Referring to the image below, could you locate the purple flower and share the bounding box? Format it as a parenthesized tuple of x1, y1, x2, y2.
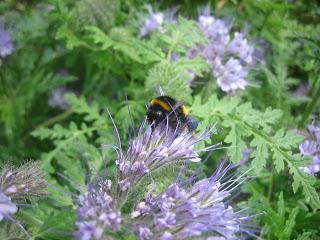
(299, 124, 320, 174)
(0, 162, 46, 237)
(159, 231, 173, 240)
(72, 113, 255, 239)
(0, 192, 17, 221)
(140, 6, 164, 37)
(299, 156, 320, 175)
(48, 87, 70, 110)
(75, 180, 121, 240)
(111, 120, 214, 203)
(183, 9, 255, 93)
(131, 164, 253, 239)
(0, 22, 14, 58)
(215, 58, 248, 92)
(307, 125, 320, 140)
(228, 32, 254, 64)
(198, 15, 230, 41)
(134, 226, 153, 240)
(0, 162, 46, 201)
(299, 139, 318, 156)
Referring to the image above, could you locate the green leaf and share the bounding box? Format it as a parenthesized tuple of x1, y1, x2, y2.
(85, 25, 114, 50)
(191, 94, 320, 208)
(284, 207, 299, 239)
(250, 137, 269, 173)
(224, 122, 247, 163)
(145, 62, 192, 99)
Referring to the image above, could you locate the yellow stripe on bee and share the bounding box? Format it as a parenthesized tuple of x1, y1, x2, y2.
(181, 105, 189, 116)
(150, 99, 171, 111)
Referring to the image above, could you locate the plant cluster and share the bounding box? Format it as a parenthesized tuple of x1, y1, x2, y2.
(0, 0, 320, 239)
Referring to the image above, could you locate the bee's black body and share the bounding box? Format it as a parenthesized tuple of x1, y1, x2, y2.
(146, 96, 198, 132)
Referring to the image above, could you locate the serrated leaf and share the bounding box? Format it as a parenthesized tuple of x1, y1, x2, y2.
(250, 137, 269, 173)
(190, 94, 320, 208)
(85, 25, 114, 50)
(273, 150, 285, 172)
(224, 122, 247, 163)
(283, 207, 299, 239)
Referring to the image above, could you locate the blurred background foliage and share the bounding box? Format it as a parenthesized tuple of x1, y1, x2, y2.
(0, 0, 320, 239)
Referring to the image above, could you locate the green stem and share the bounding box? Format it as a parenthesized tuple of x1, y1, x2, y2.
(267, 166, 274, 201)
(35, 109, 73, 129)
(299, 81, 320, 127)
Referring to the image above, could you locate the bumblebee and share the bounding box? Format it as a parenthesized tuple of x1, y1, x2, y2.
(146, 96, 198, 132)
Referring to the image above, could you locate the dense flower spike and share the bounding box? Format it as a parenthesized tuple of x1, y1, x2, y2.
(73, 114, 254, 239)
(75, 180, 121, 240)
(0, 162, 47, 203)
(299, 125, 320, 174)
(139, 6, 164, 37)
(113, 121, 213, 203)
(184, 9, 255, 92)
(0, 162, 46, 236)
(131, 164, 252, 239)
(0, 22, 14, 58)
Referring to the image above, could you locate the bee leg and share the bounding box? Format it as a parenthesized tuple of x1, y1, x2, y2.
(186, 116, 199, 132)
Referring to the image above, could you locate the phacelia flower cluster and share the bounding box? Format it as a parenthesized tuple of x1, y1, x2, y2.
(75, 180, 121, 240)
(139, 6, 164, 37)
(0, 162, 46, 234)
(74, 116, 255, 240)
(0, 22, 14, 58)
(131, 164, 251, 240)
(191, 10, 254, 92)
(114, 121, 206, 202)
(139, 5, 256, 92)
(299, 125, 320, 174)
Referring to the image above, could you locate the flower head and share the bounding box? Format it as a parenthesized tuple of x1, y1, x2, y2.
(131, 163, 253, 239)
(299, 124, 320, 174)
(0, 162, 46, 236)
(75, 180, 121, 240)
(112, 120, 213, 203)
(140, 6, 164, 37)
(0, 162, 47, 201)
(73, 113, 255, 239)
(183, 9, 256, 93)
(0, 22, 14, 58)
(215, 58, 248, 92)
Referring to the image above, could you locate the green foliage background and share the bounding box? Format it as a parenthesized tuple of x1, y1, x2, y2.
(0, 0, 320, 239)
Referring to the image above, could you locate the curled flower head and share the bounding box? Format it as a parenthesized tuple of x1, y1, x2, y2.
(131, 163, 254, 239)
(0, 162, 46, 201)
(0, 162, 46, 236)
(139, 5, 164, 37)
(111, 119, 215, 203)
(73, 113, 219, 239)
(0, 22, 14, 58)
(299, 124, 320, 174)
(73, 109, 256, 240)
